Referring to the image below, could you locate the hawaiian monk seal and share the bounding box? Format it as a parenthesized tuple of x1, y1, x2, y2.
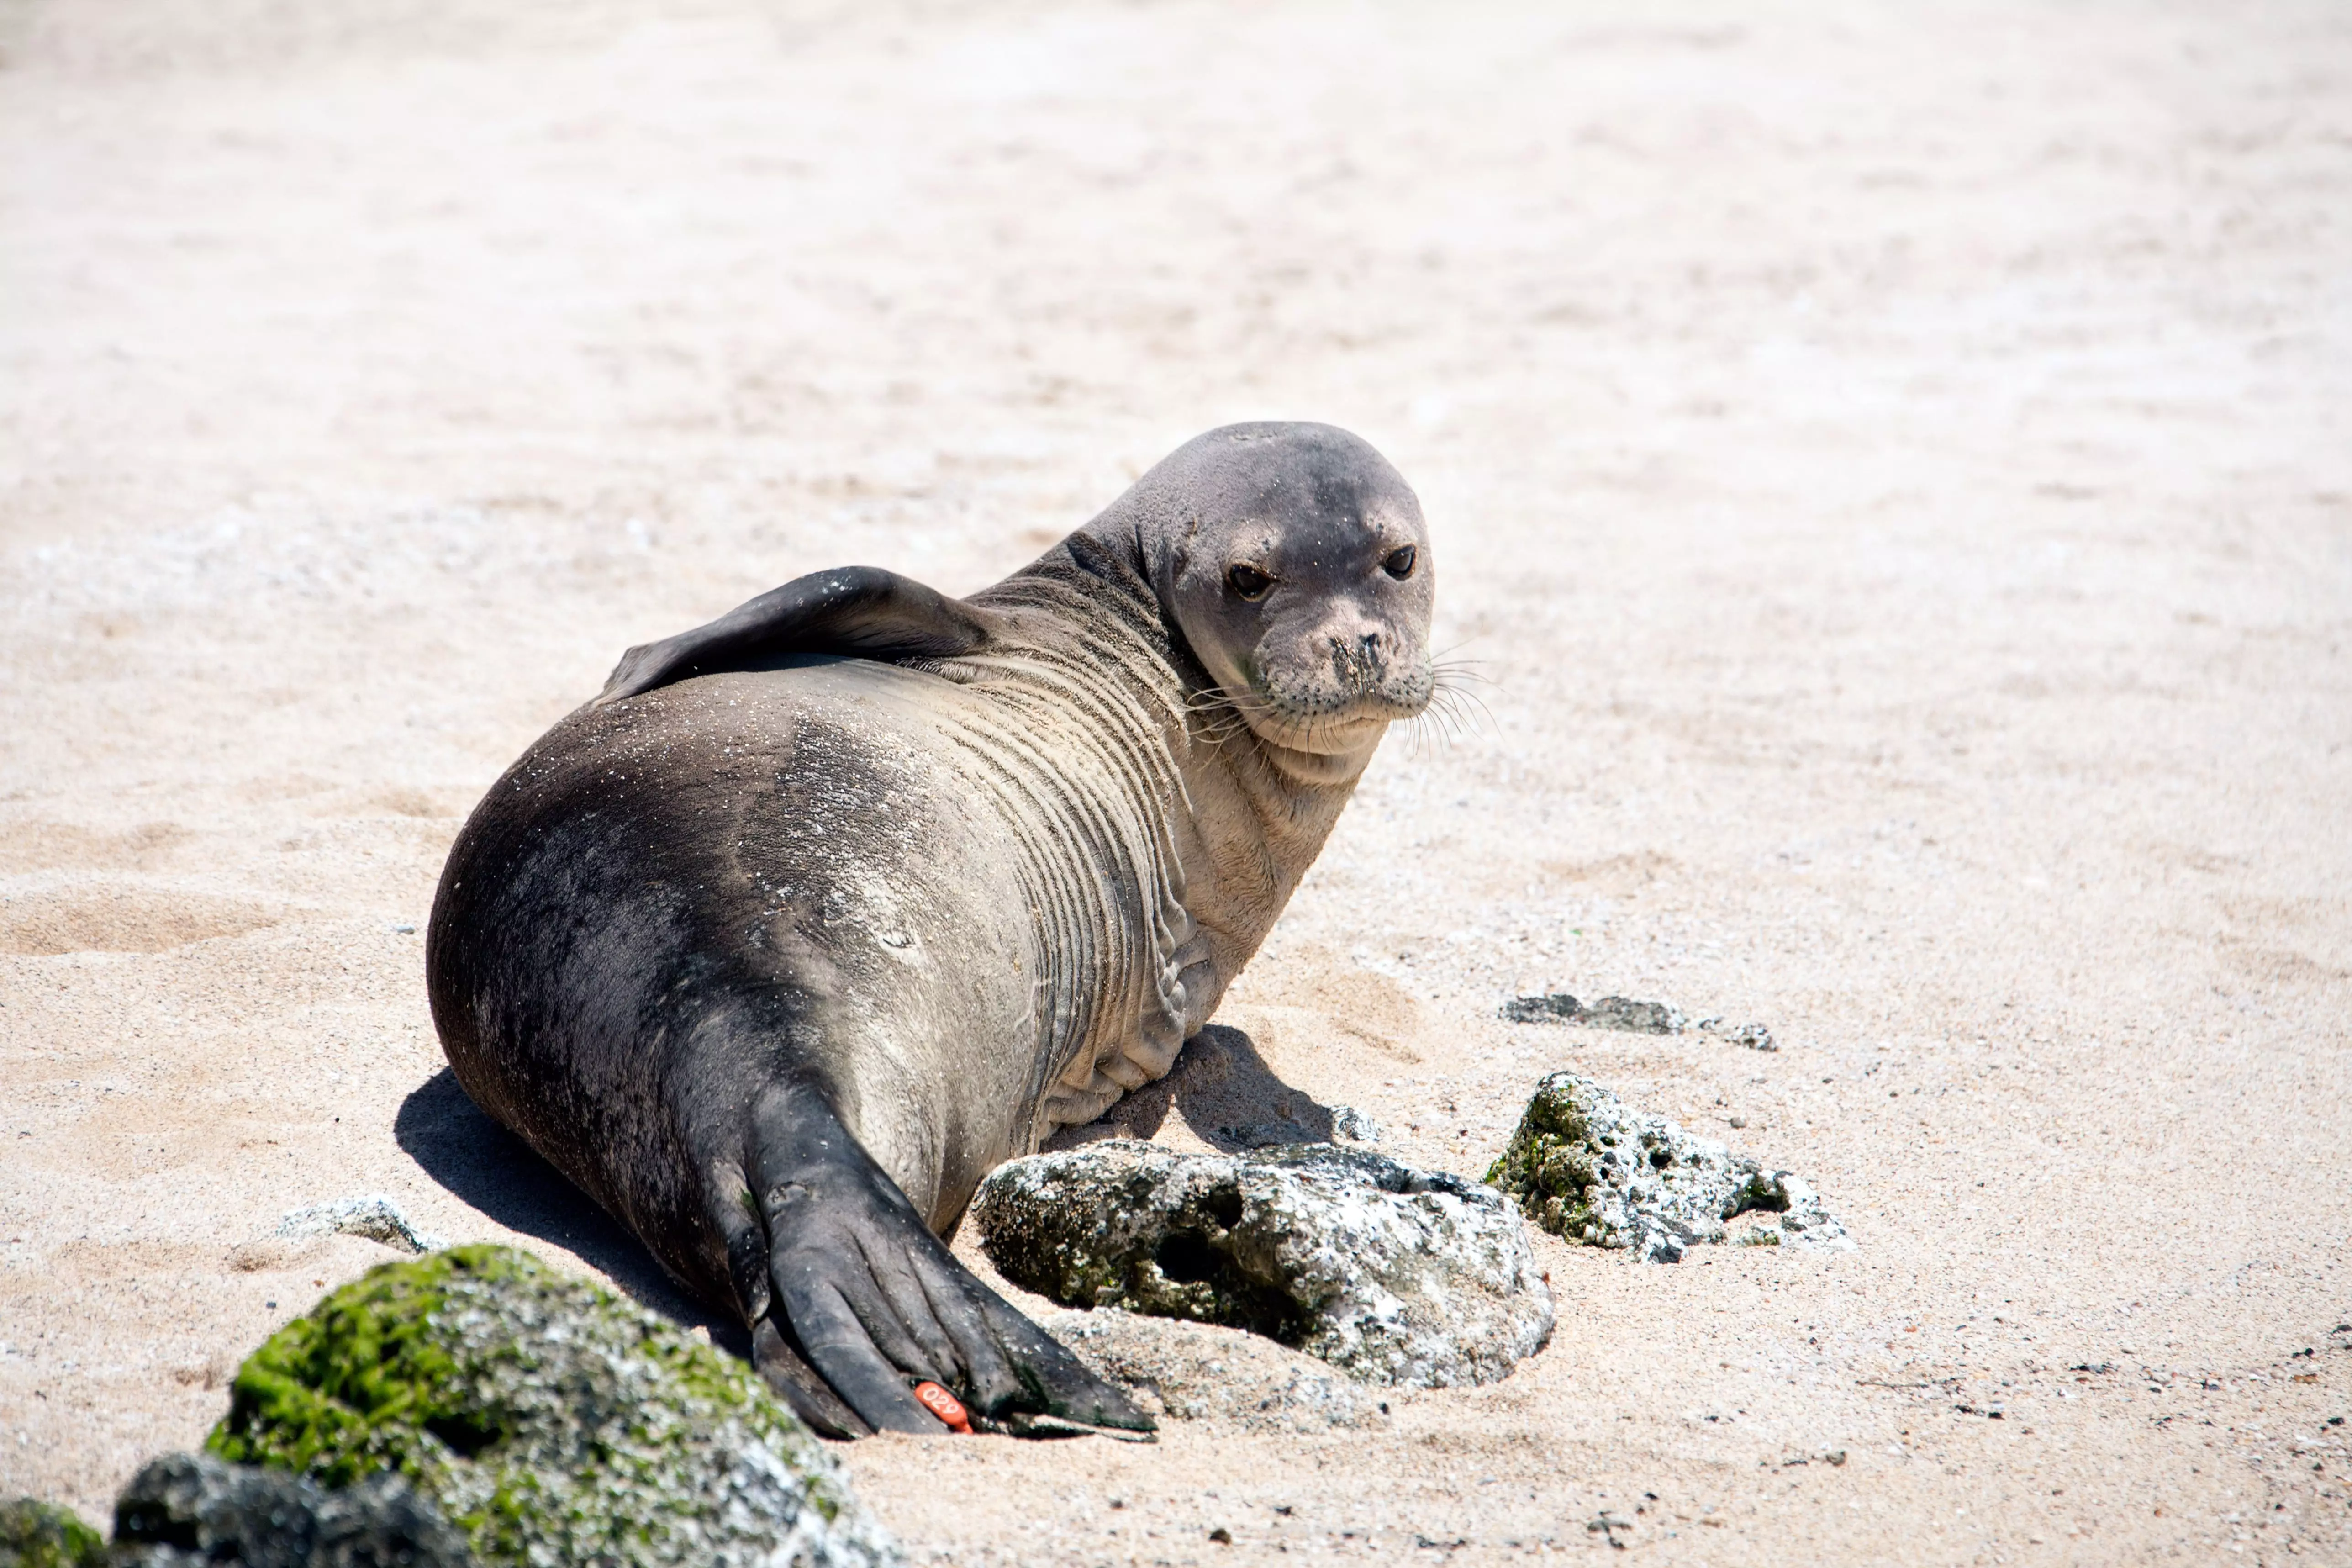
(426, 422, 1436, 1437)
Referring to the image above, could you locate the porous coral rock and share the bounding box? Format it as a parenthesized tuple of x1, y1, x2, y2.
(207, 1245, 898, 1568)
(972, 1141, 1551, 1390)
(1031, 1306, 1390, 1432)
(1485, 1072, 1851, 1262)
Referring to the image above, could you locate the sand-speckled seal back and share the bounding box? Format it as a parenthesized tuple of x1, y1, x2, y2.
(427, 422, 1436, 1437)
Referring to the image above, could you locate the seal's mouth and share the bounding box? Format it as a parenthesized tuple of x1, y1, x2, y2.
(1248, 691, 1428, 753)
(1200, 650, 1435, 760)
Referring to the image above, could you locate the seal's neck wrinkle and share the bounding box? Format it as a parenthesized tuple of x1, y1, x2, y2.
(944, 572, 1202, 1141)
(954, 546, 1380, 1141)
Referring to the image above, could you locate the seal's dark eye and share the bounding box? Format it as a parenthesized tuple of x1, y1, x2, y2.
(1227, 564, 1273, 601)
(1382, 544, 1418, 580)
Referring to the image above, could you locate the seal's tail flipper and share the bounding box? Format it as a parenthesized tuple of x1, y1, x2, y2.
(753, 1318, 875, 1440)
(731, 1084, 1156, 1440)
(595, 565, 1003, 707)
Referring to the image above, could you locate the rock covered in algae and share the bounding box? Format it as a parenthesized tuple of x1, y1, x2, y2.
(110, 1451, 471, 1567)
(1485, 1072, 1851, 1262)
(206, 1245, 899, 1568)
(972, 1140, 1551, 1389)
(0, 1498, 105, 1568)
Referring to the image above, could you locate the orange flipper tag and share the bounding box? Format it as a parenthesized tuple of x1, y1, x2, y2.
(912, 1380, 973, 1434)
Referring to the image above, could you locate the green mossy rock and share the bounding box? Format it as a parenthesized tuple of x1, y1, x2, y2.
(206, 1245, 899, 1568)
(0, 1499, 105, 1568)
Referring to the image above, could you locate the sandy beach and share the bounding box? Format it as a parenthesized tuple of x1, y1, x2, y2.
(3, 1, 2348, 1561)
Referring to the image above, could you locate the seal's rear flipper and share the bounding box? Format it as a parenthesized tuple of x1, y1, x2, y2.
(595, 565, 1003, 706)
(734, 1084, 1157, 1440)
(753, 1318, 875, 1440)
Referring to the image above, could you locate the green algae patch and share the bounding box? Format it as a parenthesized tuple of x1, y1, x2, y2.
(207, 1245, 897, 1568)
(210, 1242, 481, 1486)
(0, 1498, 105, 1568)
(1483, 1080, 1607, 1241)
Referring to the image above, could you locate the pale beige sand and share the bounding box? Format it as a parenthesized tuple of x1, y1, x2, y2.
(3, 2, 2348, 1562)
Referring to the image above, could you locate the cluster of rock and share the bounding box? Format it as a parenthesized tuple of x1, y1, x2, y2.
(1, 1246, 897, 1568)
(1484, 1071, 1850, 1262)
(4, 1066, 1856, 1561)
(972, 1140, 1554, 1389)
(1501, 992, 1776, 1051)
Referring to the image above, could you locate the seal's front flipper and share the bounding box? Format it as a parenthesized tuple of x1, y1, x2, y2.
(737, 1086, 1155, 1440)
(595, 565, 1003, 706)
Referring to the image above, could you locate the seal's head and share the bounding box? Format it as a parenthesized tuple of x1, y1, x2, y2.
(1104, 422, 1435, 783)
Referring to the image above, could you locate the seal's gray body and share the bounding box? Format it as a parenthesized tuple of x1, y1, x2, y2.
(429, 422, 1432, 1436)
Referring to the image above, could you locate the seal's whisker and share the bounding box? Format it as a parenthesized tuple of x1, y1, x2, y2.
(1430, 660, 1495, 691)
(1191, 705, 1258, 742)
(1399, 707, 1459, 757)
(1398, 712, 1432, 758)
(1443, 686, 1498, 739)
(1405, 686, 1487, 750)
(1420, 686, 1477, 743)
(1181, 682, 1266, 747)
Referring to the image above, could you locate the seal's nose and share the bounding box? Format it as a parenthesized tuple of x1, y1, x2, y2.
(1329, 630, 1388, 694)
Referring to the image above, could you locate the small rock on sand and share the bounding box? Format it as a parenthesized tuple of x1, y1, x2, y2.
(274, 1195, 441, 1254)
(1697, 1019, 1778, 1052)
(1500, 993, 1682, 1033)
(1501, 993, 1778, 1050)
(1486, 1072, 1850, 1262)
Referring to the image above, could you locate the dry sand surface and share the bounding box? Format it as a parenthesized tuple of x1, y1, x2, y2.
(4, 0, 2349, 1561)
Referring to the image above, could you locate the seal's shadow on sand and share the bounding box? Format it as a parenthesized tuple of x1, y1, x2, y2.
(402, 1023, 1321, 1327)
(396, 1068, 742, 1346)
(1044, 1024, 1338, 1154)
